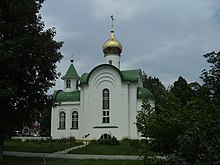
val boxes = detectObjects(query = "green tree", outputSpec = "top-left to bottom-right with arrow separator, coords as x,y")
0,0 -> 63,161
174,52 -> 220,164
39,105 -> 51,137
141,75 -> 190,154
201,51 -> 220,100
177,51 -> 220,164
170,76 -> 194,105
142,73 -> 167,113
173,99 -> 220,164
137,54 -> 220,164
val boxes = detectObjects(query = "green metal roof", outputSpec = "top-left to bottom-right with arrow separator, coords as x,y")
61,64 -> 80,80
137,87 -> 154,100
121,69 -> 140,82
53,90 -> 80,102
80,64 -> 141,85
80,73 -> 89,84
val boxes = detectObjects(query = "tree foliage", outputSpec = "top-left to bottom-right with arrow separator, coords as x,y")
142,74 -> 167,113
0,0 -> 63,161
138,52 -> 220,164
201,51 -> 220,99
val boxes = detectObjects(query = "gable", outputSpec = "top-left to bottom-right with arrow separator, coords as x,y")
80,64 -> 142,85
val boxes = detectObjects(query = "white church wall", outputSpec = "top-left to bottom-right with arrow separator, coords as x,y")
81,66 -> 130,140
51,102 -> 81,139
51,65 -> 153,140
114,83 -> 129,139
128,83 -> 139,139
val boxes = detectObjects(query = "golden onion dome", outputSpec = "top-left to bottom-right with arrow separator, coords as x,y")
103,30 -> 122,56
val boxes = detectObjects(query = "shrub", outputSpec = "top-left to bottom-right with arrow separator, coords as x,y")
89,139 -> 98,145
98,136 -> 119,146
8,138 -> 22,142
46,136 -> 77,143
129,139 -> 142,151
121,137 -> 131,143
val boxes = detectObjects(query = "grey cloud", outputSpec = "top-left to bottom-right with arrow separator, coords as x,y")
41,0 -> 220,90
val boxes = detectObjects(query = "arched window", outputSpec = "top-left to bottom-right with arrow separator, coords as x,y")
59,111 -> 66,129
100,134 -> 111,140
72,111 -> 79,129
66,79 -> 71,88
102,88 -> 110,123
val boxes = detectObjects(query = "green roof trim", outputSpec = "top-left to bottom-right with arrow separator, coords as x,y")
80,64 -> 141,85
53,90 -> 80,102
137,87 -> 154,100
93,126 -> 118,129
62,64 -> 80,80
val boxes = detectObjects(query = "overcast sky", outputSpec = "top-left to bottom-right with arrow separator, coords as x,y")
40,0 -> 220,91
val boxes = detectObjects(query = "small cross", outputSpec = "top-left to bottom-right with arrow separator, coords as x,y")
70,54 -> 74,63
111,15 -> 114,31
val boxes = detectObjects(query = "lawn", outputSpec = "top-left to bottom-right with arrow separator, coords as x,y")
3,140 -> 167,165
4,156 -> 142,165
4,139 -> 142,155
4,139 -> 83,153
69,141 -> 141,155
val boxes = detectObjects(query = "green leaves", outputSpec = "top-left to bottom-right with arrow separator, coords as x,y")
0,0 -> 62,138
201,51 -> 220,99
139,57 -> 220,163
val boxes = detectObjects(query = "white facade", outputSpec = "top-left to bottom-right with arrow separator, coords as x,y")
51,27 -> 154,140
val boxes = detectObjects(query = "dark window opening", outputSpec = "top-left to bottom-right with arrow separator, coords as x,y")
59,111 -> 66,129
102,89 -> 110,123
66,80 -> 71,88
72,111 -> 79,129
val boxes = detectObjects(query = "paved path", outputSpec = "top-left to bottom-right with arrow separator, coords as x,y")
3,151 -> 141,160
53,144 -> 86,154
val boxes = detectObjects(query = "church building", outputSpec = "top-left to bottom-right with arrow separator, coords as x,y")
51,18 -> 154,140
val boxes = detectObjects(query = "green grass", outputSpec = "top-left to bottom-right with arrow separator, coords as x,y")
4,156 -> 142,165
69,141 -> 141,155
4,140 -> 83,153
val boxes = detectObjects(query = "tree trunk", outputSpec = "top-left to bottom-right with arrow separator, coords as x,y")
0,134 -> 4,164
